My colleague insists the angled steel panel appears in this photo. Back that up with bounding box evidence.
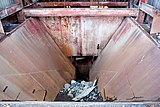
[90,18,160,101]
[0,18,75,101]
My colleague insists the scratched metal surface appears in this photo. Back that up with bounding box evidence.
[90,18,160,101]
[0,102,159,107]
[0,18,75,101]
[41,16,123,56]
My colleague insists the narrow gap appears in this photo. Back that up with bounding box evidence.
[2,86,8,92]
[71,56,98,82]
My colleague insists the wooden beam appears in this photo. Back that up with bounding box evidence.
[24,8,138,17]
[35,2,128,7]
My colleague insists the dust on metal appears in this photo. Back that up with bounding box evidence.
[24,8,138,17]
[35,2,128,7]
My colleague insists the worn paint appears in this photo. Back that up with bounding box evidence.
[139,3,160,17]
[0,18,75,101]
[90,17,160,101]
[35,2,128,7]
[24,8,138,17]
[41,16,123,56]
[0,3,22,19]
[139,3,160,34]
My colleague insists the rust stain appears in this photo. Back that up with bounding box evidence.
[0,18,75,101]
[35,2,128,7]
[41,16,124,56]
[90,17,160,101]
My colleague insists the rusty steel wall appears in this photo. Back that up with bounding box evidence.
[41,16,124,56]
[90,18,160,101]
[0,18,75,101]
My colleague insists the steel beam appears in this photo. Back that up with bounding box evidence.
[139,3,160,34]
[151,16,160,34]
[14,0,25,22]
[0,3,22,20]
[35,2,128,7]
[0,20,4,33]
[24,8,138,17]
[0,102,159,106]
[139,2,160,17]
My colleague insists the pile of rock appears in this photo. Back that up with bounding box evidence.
[60,80,103,102]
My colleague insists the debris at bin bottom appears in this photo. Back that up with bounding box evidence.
[54,80,103,102]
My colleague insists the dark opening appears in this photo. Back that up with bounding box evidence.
[70,56,98,81]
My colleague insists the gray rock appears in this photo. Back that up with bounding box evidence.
[67,93,74,98]
[71,80,76,84]
[64,83,70,89]
[59,79,103,102]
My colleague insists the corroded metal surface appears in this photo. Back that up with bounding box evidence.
[139,3,160,17]
[90,18,160,101]
[24,8,138,17]
[35,2,128,7]
[139,3,160,34]
[41,16,123,56]
[0,18,75,101]
[0,3,22,19]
